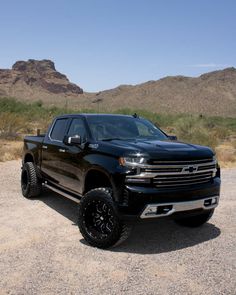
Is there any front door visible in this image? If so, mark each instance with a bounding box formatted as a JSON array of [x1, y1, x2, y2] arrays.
[[55, 117, 88, 193]]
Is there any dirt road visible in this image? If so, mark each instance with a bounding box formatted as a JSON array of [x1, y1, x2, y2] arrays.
[[0, 160, 235, 295]]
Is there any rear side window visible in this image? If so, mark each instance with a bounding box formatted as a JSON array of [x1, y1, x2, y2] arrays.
[[50, 118, 68, 141]]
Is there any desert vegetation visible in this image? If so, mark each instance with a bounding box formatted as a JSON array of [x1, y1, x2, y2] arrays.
[[0, 97, 236, 166]]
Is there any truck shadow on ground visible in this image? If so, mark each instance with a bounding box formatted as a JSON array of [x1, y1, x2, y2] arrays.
[[40, 190, 221, 255], [110, 222, 220, 254]]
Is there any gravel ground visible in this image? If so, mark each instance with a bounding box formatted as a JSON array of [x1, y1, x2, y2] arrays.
[[0, 160, 235, 295]]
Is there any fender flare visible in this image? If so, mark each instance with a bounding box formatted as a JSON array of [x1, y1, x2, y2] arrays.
[[83, 166, 121, 202]]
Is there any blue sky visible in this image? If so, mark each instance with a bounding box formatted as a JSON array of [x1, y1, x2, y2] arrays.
[[0, 0, 235, 91]]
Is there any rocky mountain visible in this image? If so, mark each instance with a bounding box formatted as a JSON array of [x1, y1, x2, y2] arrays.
[[88, 67, 236, 117], [0, 59, 83, 101], [0, 59, 236, 117]]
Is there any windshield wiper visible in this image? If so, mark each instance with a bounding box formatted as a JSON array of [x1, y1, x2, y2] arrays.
[[101, 138, 123, 141]]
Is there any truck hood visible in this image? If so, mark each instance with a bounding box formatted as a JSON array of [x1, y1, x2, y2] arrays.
[[97, 139, 214, 161]]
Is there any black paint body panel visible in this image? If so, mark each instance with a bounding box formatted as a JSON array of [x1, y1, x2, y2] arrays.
[[22, 114, 221, 222]]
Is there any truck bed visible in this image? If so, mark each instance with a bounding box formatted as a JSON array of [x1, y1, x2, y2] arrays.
[[23, 135, 45, 165], [24, 134, 45, 144]]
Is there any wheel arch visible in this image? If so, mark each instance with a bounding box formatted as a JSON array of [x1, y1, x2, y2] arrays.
[[23, 152, 35, 164], [83, 168, 120, 201]]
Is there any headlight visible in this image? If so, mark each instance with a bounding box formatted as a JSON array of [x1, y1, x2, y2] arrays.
[[119, 157, 147, 166], [213, 155, 218, 163]]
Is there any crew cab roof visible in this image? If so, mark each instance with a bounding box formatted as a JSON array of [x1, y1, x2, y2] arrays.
[[54, 113, 135, 120]]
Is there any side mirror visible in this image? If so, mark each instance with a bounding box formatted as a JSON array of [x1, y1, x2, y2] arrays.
[[168, 135, 177, 141], [63, 135, 81, 145]]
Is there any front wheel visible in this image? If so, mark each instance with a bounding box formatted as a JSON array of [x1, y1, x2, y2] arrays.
[[78, 188, 132, 249], [174, 209, 215, 227]]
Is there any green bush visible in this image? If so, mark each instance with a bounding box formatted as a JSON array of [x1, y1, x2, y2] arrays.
[[0, 97, 235, 150]]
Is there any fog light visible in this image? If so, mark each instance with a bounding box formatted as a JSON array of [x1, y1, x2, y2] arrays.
[[146, 206, 157, 215], [212, 197, 218, 205]]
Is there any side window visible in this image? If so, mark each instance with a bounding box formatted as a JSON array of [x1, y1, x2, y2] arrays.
[[50, 118, 68, 141], [68, 118, 86, 140]]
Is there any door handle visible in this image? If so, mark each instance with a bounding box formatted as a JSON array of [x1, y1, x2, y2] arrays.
[[59, 149, 66, 153], [42, 145, 48, 149]]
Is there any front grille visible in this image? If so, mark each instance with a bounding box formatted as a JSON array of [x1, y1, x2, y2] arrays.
[[146, 158, 217, 188], [153, 171, 213, 187]]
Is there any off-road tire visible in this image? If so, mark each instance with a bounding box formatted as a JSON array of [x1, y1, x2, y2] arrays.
[[174, 209, 215, 227], [78, 188, 132, 249], [21, 162, 42, 198]]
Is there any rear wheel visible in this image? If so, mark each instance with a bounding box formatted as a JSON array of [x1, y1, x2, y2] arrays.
[[21, 162, 42, 198], [174, 209, 215, 227], [78, 188, 132, 248]]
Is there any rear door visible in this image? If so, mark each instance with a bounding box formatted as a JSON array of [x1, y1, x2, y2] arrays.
[[41, 117, 70, 184]]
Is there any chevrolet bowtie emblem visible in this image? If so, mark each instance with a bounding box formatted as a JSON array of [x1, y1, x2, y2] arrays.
[[183, 166, 198, 173]]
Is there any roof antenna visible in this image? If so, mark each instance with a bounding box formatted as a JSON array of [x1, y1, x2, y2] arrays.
[[133, 113, 138, 118]]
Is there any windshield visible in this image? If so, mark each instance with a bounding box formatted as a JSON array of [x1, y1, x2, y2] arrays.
[[86, 115, 168, 141]]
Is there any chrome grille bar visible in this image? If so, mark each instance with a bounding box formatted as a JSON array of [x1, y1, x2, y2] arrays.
[[154, 172, 212, 180], [152, 158, 213, 164], [153, 179, 211, 187], [142, 160, 216, 169], [154, 176, 212, 184]]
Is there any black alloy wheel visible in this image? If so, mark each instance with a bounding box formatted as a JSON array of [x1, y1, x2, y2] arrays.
[[78, 188, 132, 248]]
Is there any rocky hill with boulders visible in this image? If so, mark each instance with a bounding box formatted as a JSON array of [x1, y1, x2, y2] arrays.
[[0, 59, 83, 103]]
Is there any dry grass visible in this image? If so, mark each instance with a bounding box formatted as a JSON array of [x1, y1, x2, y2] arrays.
[[0, 140, 23, 162], [216, 140, 236, 167]]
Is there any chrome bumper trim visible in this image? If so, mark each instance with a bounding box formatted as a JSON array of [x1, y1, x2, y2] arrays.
[[140, 196, 219, 219]]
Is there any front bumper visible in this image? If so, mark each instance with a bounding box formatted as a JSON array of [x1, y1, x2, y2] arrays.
[[140, 196, 218, 219], [117, 177, 221, 221]]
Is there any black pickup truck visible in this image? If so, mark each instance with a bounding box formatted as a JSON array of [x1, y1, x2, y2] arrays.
[[21, 114, 221, 248]]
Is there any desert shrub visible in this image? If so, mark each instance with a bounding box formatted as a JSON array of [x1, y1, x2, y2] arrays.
[[0, 97, 236, 160], [34, 100, 43, 107], [0, 112, 30, 139], [172, 115, 232, 149]]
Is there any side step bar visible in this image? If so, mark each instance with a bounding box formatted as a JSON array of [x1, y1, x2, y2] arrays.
[[43, 182, 81, 204]]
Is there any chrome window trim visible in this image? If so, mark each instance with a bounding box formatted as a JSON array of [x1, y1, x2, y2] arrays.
[[48, 118, 68, 143]]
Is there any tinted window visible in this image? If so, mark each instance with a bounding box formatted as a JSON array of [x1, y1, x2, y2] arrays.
[[68, 118, 86, 141], [50, 118, 68, 141]]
